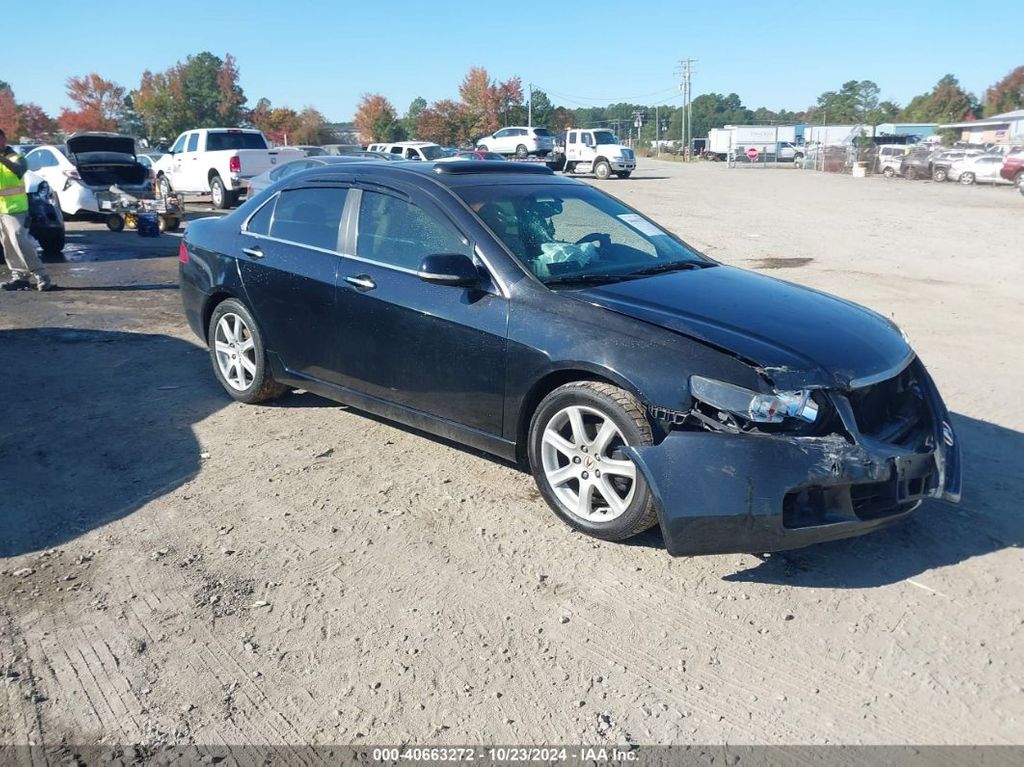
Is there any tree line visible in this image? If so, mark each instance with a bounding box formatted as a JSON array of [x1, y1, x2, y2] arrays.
[[2, 56, 1021, 148]]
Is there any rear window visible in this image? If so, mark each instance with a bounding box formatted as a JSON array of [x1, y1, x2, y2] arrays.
[[533, 128, 552, 137], [206, 132, 269, 151]]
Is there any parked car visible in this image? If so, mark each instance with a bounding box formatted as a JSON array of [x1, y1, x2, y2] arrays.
[[999, 153, 1024, 187], [289, 145, 327, 156], [876, 144, 909, 177], [245, 154, 393, 197], [929, 149, 986, 182], [364, 141, 447, 161], [899, 148, 939, 180], [153, 128, 304, 209], [322, 144, 364, 155], [477, 126, 555, 158], [179, 161, 961, 557], [0, 175, 64, 263], [947, 154, 1015, 186], [25, 133, 151, 217]]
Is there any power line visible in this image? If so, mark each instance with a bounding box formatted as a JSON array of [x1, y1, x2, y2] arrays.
[[529, 83, 680, 108]]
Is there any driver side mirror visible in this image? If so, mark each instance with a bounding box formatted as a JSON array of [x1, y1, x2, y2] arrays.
[[417, 253, 479, 288]]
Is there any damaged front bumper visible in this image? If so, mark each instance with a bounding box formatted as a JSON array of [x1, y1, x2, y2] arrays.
[[626, 364, 962, 556]]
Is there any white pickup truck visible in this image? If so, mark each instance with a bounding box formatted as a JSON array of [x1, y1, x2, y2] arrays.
[[558, 128, 636, 179], [154, 128, 303, 208]]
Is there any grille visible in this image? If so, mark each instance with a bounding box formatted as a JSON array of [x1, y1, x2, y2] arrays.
[[847, 361, 930, 446]]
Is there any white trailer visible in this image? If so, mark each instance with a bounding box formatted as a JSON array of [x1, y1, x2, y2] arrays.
[[706, 125, 803, 162]]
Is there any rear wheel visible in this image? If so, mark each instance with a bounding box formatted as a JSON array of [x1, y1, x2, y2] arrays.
[[883, 167, 895, 178], [210, 175, 230, 209], [959, 172, 975, 185], [594, 160, 612, 180], [932, 167, 947, 182], [477, 144, 489, 152], [105, 213, 124, 232], [207, 298, 287, 404], [157, 175, 172, 199], [515, 144, 529, 159], [528, 382, 658, 542], [1014, 171, 1023, 187]]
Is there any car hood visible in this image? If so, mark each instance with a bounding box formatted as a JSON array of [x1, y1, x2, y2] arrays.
[[574, 265, 912, 390], [66, 133, 137, 158]]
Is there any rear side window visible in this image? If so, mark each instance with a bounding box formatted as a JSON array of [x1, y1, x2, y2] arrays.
[[269, 187, 347, 251], [357, 191, 471, 270], [245, 195, 277, 235], [186, 133, 199, 152]]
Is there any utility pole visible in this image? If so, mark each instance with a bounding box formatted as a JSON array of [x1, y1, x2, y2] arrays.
[[675, 58, 697, 159], [527, 83, 533, 127]]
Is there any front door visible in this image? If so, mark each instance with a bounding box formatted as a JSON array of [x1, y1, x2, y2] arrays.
[[237, 185, 349, 382], [331, 186, 508, 435]]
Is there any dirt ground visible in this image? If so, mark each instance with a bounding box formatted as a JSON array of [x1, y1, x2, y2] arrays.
[[1, 166, 1022, 750]]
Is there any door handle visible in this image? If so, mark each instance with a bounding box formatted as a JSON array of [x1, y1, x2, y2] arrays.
[[242, 246, 264, 259], [344, 274, 376, 290]]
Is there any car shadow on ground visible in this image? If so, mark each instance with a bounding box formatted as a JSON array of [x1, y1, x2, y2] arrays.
[[724, 412, 1022, 588], [0, 327, 227, 558]]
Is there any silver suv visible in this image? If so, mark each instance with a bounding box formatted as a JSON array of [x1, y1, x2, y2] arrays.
[[477, 126, 554, 158]]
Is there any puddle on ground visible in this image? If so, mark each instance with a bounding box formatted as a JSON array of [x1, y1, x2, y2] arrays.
[[748, 257, 814, 270]]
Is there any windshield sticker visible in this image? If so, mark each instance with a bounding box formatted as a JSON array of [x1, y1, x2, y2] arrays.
[[618, 213, 666, 237]]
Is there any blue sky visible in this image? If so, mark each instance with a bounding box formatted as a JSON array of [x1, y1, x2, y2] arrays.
[[8, 0, 1021, 122]]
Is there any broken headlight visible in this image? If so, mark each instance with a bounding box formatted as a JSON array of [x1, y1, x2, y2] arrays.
[[690, 376, 819, 424]]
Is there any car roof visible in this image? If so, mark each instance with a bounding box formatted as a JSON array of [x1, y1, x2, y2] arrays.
[[287, 160, 578, 191]]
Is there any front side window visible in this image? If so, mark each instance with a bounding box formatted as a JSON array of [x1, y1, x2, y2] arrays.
[[593, 131, 617, 145], [268, 187, 347, 251], [357, 191, 471, 271], [459, 184, 708, 285], [170, 134, 186, 153]]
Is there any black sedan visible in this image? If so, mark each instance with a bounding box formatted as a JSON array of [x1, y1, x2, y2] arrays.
[[179, 161, 961, 556]]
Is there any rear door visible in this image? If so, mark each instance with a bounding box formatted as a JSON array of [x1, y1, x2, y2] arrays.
[[237, 184, 349, 382], [330, 184, 508, 434]]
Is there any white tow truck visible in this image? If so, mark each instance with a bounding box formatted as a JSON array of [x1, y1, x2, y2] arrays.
[[153, 128, 303, 209], [555, 128, 636, 179]]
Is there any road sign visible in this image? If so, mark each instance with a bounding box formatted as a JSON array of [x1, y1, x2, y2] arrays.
[[746, 147, 759, 161]]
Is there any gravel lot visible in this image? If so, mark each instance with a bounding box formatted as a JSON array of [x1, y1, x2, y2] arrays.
[[1, 163, 1021, 750]]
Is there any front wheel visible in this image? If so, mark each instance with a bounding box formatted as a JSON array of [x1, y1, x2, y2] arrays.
[[593, 160, 612, 180], [528, 382, 658, 542], [959, 172, 975, 186], [883, 167, 895, 178], [515, 144, 529, 159], [932, 168, 947, 182], [207, 298, 287, 404], [210, 175, 230, 209]]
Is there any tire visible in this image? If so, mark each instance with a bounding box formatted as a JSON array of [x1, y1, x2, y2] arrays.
[[883, 167, 895, 178], [515, 144, 529, 159], [160, 216, 181, 232], [1013, 171, 1023, 188], [157, 175, 172, 199], [932, 167, 947, 182], [207, 298, 287, 404], [615, 171, 632, 179], [477, 144, 488, 152], [593, 160, 612, 180], [38, 231, 65, 259], [105, 213, 124, 232], [528, 381, 658, 542], [904, 167, 917, 181], [959, 172, 975, 186], [210, 175, 229, 209]]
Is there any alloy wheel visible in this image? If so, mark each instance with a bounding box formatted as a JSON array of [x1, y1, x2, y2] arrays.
[[540, 405, 637, 523], [214, 313, 257, 391]]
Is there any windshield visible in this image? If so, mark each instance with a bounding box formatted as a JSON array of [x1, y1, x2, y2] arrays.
[[593, 130, 618, 145], [458, 184, 709, 285], [421, 145, 447, 160]]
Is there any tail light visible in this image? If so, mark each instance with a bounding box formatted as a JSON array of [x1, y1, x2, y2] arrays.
[[178, 242, 189, 263], [229, 156, 241, 174], [246, 182, 253, 198], [62, 169, 80, 191]]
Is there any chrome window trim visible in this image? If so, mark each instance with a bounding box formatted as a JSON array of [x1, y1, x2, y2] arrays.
[[849, 349, 916, 389], [241, 192, 279, 234]]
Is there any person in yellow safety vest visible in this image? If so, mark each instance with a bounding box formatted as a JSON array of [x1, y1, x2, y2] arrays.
[[0, 128, 54, 291]]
